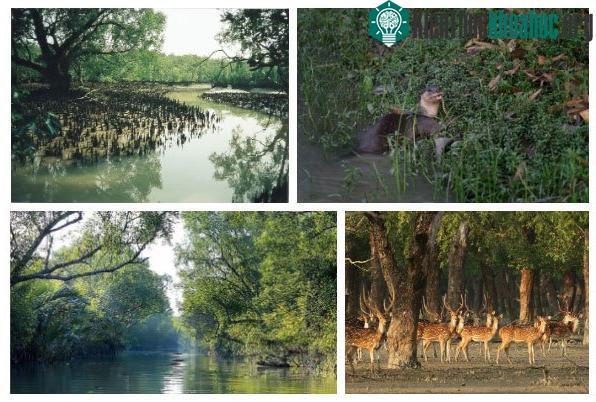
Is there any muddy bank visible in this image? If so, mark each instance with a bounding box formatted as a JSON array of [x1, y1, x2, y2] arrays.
[[14, 83, 218, 162], [346, 343, 588, 393], [202, 91, 288, 117], [298, 134, 449, 203]]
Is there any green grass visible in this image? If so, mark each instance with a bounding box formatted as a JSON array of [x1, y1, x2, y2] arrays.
[[298, 9, 588, 202]]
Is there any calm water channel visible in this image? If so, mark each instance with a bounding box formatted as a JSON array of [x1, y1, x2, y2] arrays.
[[11, 352, 336, 394]]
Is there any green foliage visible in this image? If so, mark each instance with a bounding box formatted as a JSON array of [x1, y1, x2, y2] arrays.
[[348, 211, 588, 282], [177, 212, 336, 372], [11, 212, 176, 286], [126, 313, 181, 351], [10, 262, 172, 363], [220, 9, 289, 91], [10, 212, 178, 364], [298, 9, 588, 202], [11, 89, 60, 162], [12, 9, 166, 92], [75, 51, 283, 89]]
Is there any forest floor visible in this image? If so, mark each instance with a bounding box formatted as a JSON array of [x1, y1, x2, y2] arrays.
[[346, 342, 588, 393]]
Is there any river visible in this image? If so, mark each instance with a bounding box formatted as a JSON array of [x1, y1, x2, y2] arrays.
[[11, 85, 287, 203], [11, 352, 336, 394]]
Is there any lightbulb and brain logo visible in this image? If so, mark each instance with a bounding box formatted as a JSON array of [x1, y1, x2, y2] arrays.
[[369, 1, 410, 47]]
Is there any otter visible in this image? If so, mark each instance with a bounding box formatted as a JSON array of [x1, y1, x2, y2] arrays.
[[356, 85, 444, 154]]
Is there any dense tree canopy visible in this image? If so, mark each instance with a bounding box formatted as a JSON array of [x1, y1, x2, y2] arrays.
[[177, 212, 336, 370], [12, 8, 165, 92], [219, 9, 289, 91], [10, 211, 178, 363], [11, 8, 287, 91]]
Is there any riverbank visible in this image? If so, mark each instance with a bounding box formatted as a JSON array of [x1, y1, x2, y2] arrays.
[[202, 88, 288, 118]]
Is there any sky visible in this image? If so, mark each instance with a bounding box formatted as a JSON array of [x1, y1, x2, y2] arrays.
[[157, 8, 241, 57], [143, 221, 185, 315]]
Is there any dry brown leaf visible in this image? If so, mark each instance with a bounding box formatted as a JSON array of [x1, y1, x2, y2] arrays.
[[537, 55, 547, 65], [524, 69, 538, 80], [565, 98, 585, 107], [504, 63, 520, 76], [475, 41, 494, 49], [511, 47, 526, 59], [579, 109, 589, 122], [551, 53, 568, 63], [488, 74, 502, 91], [465, 39, 494, 54], [529, 88, 542, 101], [506, 40, 517, 53], [464, 38, 476, 48], [513, 161, 527, 181]]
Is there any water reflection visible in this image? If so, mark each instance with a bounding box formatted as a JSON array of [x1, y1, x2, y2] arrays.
[[12, 154, 162, 203], [11, 352, 336, 394], [210, 121, 288, 202], [11, 87, 288, 203]]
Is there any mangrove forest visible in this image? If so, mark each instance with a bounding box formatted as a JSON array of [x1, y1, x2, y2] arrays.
[[11, 8, 289, 203], [11, 211, 337, 393]]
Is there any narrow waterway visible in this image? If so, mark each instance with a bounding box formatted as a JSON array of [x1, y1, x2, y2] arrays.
[[11, 352, 336, 394]]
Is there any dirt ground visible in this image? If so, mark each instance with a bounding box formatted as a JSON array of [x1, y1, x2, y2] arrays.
[[346, 341, 588, 393]]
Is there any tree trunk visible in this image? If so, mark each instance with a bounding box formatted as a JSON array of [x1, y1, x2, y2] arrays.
[[495, 263, 513, 320], [519, 268, 534, 323], [583, 230, 589, 345], [471, 277, 482, 315], [345, 262, 359, 319], [43, 59, 71, 93], [573, 280, 583, 315], [424, 212, 444, 320], [447, 220, 469, 310], [540, 271, 559, 316], [480, 258, 497, 313], [561, 270, 576, 312], [533, 272, 543, 317], [367, 212, 436, 369], [368, 227, 388, 311]]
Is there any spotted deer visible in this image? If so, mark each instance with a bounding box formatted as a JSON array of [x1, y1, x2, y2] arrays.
[[355, 287, 378, 361], [463, 292, 489, 327], [419, 295, 463, 362], [496, 316, 548, 365], [455, 311, 500, 362], [540, 299, 581, 357], [346, 291, 394, 373], [418, 296, 444, 358]]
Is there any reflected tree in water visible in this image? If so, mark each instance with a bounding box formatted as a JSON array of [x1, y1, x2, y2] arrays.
[[18, 153, 163, 202], [209, 122, 288, 202]]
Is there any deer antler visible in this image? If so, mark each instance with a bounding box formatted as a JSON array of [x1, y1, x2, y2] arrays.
[[557, 296, 567, 314], [360, 286, 372, 316], [462, 293, 469, 314], [383, 288, 396, 316], [422, 296, 431, 316], [443, 294, 461, 315]]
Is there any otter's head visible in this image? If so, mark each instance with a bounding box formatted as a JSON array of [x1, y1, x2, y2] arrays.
[[421, 85, 443, 104], [419, 85, 443, 117]]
